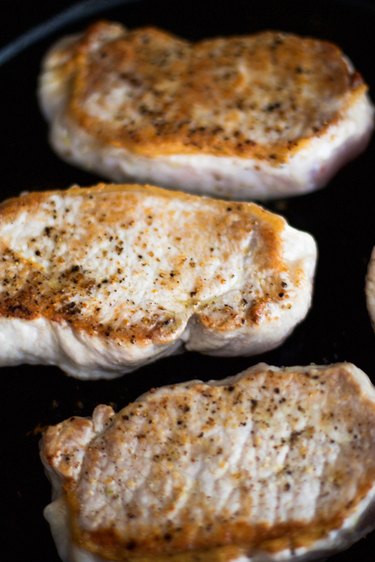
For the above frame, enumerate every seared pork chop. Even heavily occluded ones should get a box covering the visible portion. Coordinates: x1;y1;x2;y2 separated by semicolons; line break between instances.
366;247;375;329
0;183;316;379
39;22;374;200
41;362;375;562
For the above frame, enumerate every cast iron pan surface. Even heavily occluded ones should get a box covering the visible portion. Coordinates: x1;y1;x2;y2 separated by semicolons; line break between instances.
1;0;375;560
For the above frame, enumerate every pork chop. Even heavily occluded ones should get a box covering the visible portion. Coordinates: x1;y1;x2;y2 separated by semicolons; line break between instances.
41;362;375;562
0;183;316;379
39;22;374;200
366;247;375;329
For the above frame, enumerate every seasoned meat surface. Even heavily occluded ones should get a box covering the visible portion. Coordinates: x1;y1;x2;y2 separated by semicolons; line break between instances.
39;22;374;199
41;362;375;562
0;183;316;379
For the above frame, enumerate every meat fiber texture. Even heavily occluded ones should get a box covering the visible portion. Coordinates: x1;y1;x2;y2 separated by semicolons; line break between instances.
0;183;316;379
39;22;374;200
41;362;375;562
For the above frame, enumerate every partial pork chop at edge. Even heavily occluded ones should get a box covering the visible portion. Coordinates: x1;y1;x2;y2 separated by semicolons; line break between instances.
41;362;375;562
0;183;316;379
366;247;375;330
39;22;374;200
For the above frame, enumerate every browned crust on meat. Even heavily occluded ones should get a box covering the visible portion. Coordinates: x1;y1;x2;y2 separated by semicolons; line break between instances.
72;508;372;562
43;364;375;561
0;183;289;345
49;21;368;163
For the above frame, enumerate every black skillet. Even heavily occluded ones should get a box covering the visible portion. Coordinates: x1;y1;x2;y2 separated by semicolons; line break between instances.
1;0;375;560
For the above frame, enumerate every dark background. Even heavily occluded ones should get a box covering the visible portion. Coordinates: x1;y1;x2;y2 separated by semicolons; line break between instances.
1;1;375;561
